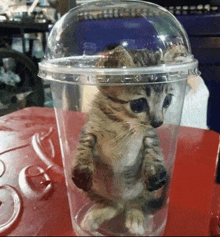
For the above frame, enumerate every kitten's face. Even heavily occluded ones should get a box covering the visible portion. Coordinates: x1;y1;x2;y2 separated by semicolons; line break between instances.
96;45;185;128
100;84;173;128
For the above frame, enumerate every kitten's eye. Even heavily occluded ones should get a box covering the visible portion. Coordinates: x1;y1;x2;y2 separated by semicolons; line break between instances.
130;98;148;113
163;94;172;108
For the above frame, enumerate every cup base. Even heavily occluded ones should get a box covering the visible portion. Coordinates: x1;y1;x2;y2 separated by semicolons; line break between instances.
71;201;167;236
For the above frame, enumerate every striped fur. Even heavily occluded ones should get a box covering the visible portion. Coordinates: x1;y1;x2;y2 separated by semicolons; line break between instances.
71;45;186;234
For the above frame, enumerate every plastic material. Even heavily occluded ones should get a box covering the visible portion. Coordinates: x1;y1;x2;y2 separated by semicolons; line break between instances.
38;0;199;84
38;1;200;236
0;107;219;236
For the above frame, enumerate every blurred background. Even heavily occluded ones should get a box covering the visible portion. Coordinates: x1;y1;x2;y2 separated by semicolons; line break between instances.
0;0;219;133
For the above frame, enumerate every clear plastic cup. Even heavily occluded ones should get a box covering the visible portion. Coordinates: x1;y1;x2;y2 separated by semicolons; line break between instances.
38;1;199;236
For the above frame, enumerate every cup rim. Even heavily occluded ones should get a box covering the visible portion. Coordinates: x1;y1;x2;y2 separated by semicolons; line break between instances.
38;57;199;77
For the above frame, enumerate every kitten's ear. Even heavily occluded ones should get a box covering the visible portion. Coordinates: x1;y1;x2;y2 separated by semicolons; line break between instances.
96;46;134;98
96;45;135;68
163;45;189;63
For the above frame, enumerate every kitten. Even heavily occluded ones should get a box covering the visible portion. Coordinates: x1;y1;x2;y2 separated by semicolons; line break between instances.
71;45;187;235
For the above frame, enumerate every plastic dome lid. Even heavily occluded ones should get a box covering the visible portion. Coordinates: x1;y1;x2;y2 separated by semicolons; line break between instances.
38;0;199;84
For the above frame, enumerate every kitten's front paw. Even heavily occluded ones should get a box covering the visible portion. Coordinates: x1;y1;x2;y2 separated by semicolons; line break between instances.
145;164;168;192
72;164;93;191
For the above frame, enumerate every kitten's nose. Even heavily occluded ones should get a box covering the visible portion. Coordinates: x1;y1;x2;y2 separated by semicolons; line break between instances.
151;121;163;128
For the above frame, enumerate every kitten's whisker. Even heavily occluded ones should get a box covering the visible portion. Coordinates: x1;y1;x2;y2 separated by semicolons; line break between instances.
103;129;132;150
124;121;143;133
112;129;130;142
132;121;151;130
113;130;136;149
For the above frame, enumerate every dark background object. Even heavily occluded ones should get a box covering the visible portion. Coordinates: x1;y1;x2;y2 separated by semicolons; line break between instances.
147;0;213;6
144;0;218;6
149;0;220;184
151;0;220;135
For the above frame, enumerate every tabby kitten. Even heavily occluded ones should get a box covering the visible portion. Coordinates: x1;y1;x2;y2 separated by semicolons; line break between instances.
71;45;187;235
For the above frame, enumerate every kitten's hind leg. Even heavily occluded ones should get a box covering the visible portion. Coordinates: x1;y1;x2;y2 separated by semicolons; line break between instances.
125;207;146;235
81;204;122;232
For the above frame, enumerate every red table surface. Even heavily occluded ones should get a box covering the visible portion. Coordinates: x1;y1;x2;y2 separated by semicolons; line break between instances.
0;107;219;236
